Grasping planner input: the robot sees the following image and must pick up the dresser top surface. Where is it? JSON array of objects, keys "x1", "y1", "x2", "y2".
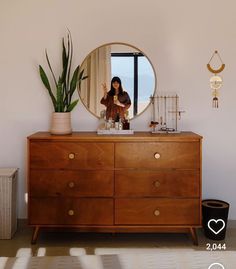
[{"x1": 28, "y1": 132, "x2": 202, "y2": 142}]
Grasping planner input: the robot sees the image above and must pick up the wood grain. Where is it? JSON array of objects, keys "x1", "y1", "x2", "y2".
[
  {"x1": 29, "y1": 198, "x2": 113, "y2": 225},
  {"x1": 27, "y1": 131, "x2": 202, "y2": 244},
  {"x1": 115, "y1": 198, "x2": 200, "y2": 225},
  {"x1": 115, "y1": 170, "x2": 200, "y2": 197},
  {"x1": 30, "y1": 170, "x2": 114, "y2": 197},
  {"x1": 30, "y1": 142, "x2": 114, "y2": 170},
  {"x1": 115, "y1": 142, "x2": 200, "y2": 169}
]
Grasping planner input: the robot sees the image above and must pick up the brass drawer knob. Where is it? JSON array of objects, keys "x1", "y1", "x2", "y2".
[
  {"x1": 68, "y1": 181, "x2": 75, "y2": 188},
  {"x1": 68, "y1": 153, "x2": 75, "y2": 159},
  {"x1": 154, "y1": 209, "x2": 160, "y2": 216},
  {"x1": 68, "y1": 210, "x2": 74, "y2": 216},
  {"x1": 154, "y1": 152, "x2": 161, "y2": 159},
  {"x1": 154, "y1": 181, "x2": 160, "y2": 188}
]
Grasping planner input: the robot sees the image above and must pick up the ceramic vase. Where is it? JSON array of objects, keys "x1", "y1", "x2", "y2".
[{"x1": 50, "y1": 112, "x2": 72, "y2": 135}]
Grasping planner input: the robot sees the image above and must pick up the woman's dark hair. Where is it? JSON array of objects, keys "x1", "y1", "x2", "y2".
[{"x1": 108, "y1": 76, "x2": 124, "y2": 96}]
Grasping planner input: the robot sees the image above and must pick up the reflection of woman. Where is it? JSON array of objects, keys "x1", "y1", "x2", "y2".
[{"x1": 100, "y1": 76, "x2": 131, "y2": 120}]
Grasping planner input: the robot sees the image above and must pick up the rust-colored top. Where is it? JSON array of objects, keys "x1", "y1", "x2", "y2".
[{"x1": 100, "y1": 92, "x2": 131, "y2": 120}]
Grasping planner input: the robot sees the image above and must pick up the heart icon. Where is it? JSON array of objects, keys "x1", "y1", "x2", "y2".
[
  {"x1": 207, "y1": 219, "x2": 225, "y2": 235},
  {"x1": 208, "y1": 262, "x2": 225, "y2": 269}
]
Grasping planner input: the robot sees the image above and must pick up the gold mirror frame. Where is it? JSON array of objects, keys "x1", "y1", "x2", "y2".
[{"x1": 78, "y1": 42, "x2": 157, "y2": 119}]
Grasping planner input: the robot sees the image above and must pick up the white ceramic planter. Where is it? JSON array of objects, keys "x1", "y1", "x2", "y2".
[{"x1": 50, "y1": 112, "x2": 72, "y2": 135}]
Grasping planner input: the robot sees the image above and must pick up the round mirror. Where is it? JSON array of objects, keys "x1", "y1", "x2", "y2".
[{"x1": 78, "y1": 42, "x2": 156, "y2": 119}]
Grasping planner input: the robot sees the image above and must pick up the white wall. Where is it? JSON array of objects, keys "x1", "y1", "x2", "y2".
[{"x1": 1, "y1": 0, "x2": 236, "y2": 219}]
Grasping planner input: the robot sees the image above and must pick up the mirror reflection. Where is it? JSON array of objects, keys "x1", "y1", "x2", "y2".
[{"x1": 78, "y1": 43, "x2": 156, "y2": 119}]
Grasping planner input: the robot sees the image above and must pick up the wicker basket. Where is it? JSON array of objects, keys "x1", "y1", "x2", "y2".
[{"x1": 0, "y1": 168, "x2": 18, "y2": 239}]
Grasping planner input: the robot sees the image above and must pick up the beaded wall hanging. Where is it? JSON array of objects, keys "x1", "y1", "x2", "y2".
[{"x1": 207, "y1": 51, "x2": 225, "y2": 108}]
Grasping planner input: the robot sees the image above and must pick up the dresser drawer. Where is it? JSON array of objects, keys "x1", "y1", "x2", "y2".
[
  {"x1": 30, "y1": 170, "x2": 114, "y2": 197},
  {"x1": 115, "y1": 142, "x2": 200, "y2": 169},
  {"x1": 115, "y1": 198, "x2": 200, "y2": 225},
  {"x1": 29, "y1": 198, "x2": 113, "y2": 225},
  {"x1": 29, "y1": 142, "x2": 114, "y2": 169},
  {"x1": 115, "y1": 170, "x2": 199, "y2": 197}
]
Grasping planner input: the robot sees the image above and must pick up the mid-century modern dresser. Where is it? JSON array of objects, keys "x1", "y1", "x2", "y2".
[{"x1": 27, "y1": 132, "x2": 202, "y2": 244}]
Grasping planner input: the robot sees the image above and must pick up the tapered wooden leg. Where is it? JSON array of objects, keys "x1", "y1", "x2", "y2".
[
  {"x1": 31, "y1": 226, "x2": 40, "y2": 244},
  {"x1": 189, "y1": 227, "x2": 198, "y2": 246}
]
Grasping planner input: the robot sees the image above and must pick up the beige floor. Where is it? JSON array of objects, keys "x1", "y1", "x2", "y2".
[{"x1": 0, "y1": 220, "x2": 236, "y2": 257}]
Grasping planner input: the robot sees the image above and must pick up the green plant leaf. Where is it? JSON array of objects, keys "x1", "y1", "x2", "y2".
[
  {"x1": 69, "y1": 65, "x2": 79, "y2": 97},
  {"x1": 45, "y1": 50, "x2": 57, "y2": 88},
  {"x1": 39, "y1": 65, "x2": 57, "y2": 110},
  {"x1": 67, "y1": 99, "x2": 79, "y2": 112},
  {"x1": 62, "y1": 38, "x2": 67, "y2": 68},
  {"x1": 67, "y1": 32, "x2": 72, "y2": 95},
  {"x1": 56, "y1": 77, "x2": 64, "y2": 112},
  {"x1": 78, "y1": 68, "x2": 84, "y2": 80},
  {"x1": 77, "y1": 69, "x2": 88, "y2": 90},
  {"x1": 39, "y1": 65, "x2": 51, "y2": 90},
  {"x1": 61, "y1": 38, "x2": 69, "y2": 83},
  {"x1": 39, "y1": 30, "x2": 85, "y2": 113},
  {"x1": 79, "y1": 69, "x2": 88, "y2": 82}
]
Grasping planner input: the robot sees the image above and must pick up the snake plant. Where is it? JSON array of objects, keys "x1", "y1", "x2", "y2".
[{"x1": 39, "y1": 32, "x2": 86, "y2": 112}]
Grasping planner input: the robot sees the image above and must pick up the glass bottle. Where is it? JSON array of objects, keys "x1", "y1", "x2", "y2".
[
  {"x1": 118, "y1": 118, "x2": 123, "y2": 130},
  {"x1": 115, "y1": 113, "x2": 120, "y2": 130},
  {"x1": 123, "y1": 111, "x2": 130, "y2": 130},
  {"x1": 98, "y1": 110, "x2": 106, "y2": 130},
  {"x1": 107, "y1": 117, "x2": 113, "y2": 130}
]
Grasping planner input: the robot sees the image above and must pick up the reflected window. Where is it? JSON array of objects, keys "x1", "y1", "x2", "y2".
[{"x1": 111, "y1": 52, "x2": 155, "y2": 117}]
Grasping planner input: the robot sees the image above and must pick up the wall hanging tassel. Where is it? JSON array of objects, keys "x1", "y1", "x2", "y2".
[
  {"x1": 207, "y1": 50, "x2": 225, "y2": 108},
  {"x1": 212, "y1": 89, "x2": 220, "y2": 108}
]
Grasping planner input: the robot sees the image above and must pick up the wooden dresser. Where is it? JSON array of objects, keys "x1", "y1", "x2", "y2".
[{"x1": 27, "y1": 132, "x2": 202, "y2": 244}]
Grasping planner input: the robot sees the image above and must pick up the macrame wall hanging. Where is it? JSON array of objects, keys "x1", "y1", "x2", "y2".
[{"x1": 207, "y1": 50, "x2": 225, "y2": 108}]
